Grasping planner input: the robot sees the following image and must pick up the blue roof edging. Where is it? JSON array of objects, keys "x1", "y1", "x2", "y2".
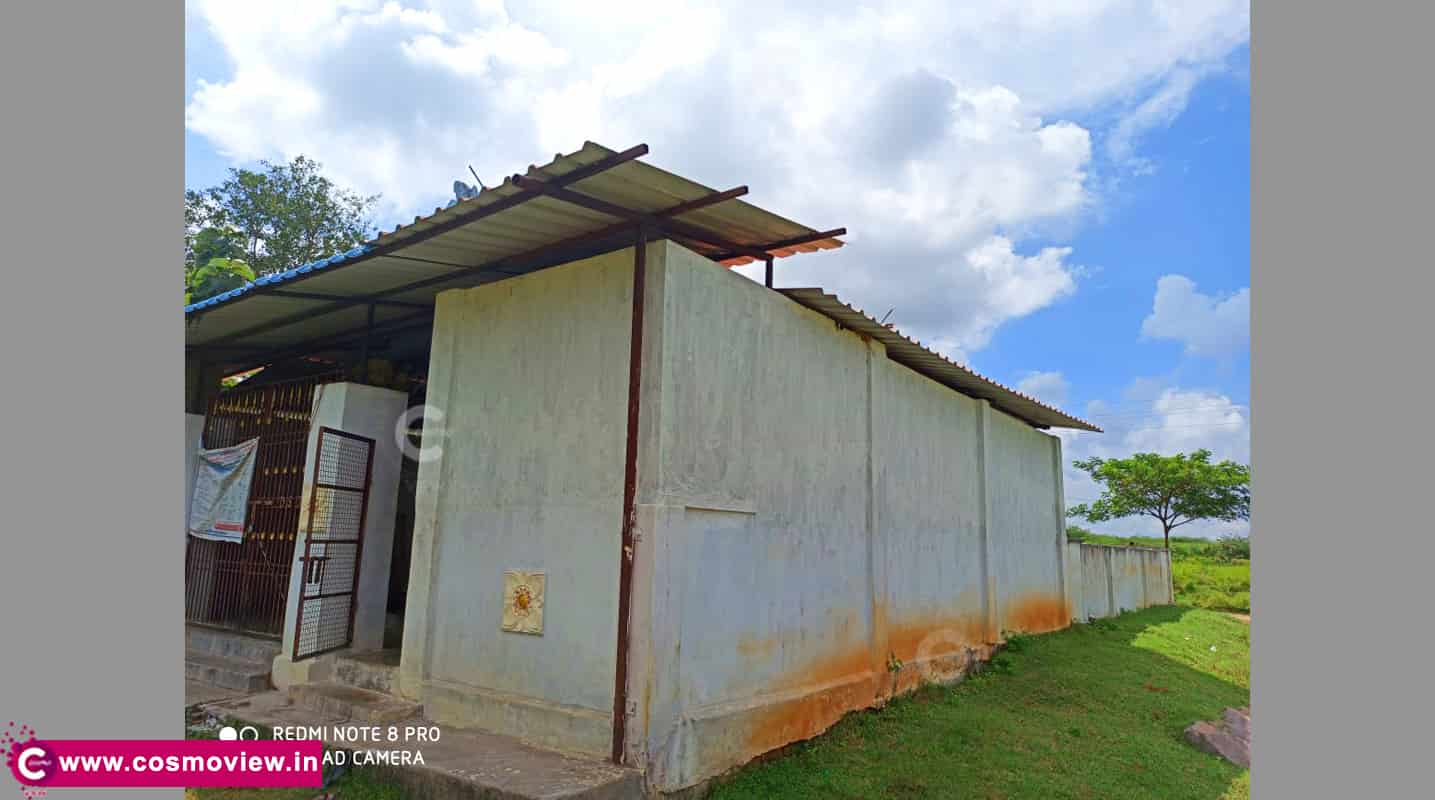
[{"x1": 184, "y1": 244, "x2": 375, "y2": 315}]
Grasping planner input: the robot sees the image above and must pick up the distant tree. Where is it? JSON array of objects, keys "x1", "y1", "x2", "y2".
[
  {"x1": 185, "y1": 155, "x2": 379, "y2": 278},
  {"x1": 1065, "y1": 524, "x2": 1094, "y2": 542},
  {"x1": 1067, "y1": 449, "x2": 1250, "y2": 550}
]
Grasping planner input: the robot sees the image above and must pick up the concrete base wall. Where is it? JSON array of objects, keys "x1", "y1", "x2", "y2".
[{"x1": 631, "y1": 242, "x2": 1074, "y2": 792}]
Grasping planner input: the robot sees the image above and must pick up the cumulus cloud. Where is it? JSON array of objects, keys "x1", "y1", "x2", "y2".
[
  {"x1": 1057, "y1": 385, "x2": 1250, "y2": 539},
  {"x1": 186, "y1": 0, "x2": 1248, "y2": 361},
  {"x1": 1141, "y1": 274, "x2": 1250, "y2": 358}
]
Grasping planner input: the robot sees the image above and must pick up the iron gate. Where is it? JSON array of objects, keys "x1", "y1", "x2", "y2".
[
  {"x1": 293, "y1": 427, "x2": 375, "y2": 660},
  {"x1": 184, "y1": 373, "x2": 336, "y2": 638}
]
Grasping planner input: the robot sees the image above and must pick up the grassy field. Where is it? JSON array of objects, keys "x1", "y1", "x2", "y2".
[
  {"x1": 709, "y1": 606, "x2": 1250, "y2": 800},
  {"x1": 1072, "y1": 532, "x2": 1250, "y2": 615}
]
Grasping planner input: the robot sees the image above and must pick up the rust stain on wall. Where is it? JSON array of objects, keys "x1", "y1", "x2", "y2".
[
  {"x1": 736, "y1": 633, "x2": 778, "y2": 660},
  {"x1": 739, "y1": 609, "x2": 994, "y2": 757},
  {"x1": 888, "y1": 613, "x2": 991, "y2": 662},
  {"x1": 1003, "y1": 592, "x2": 1072, "y2": 633}
]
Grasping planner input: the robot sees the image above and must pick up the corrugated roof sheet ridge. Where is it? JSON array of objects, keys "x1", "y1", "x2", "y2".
[
  {"x1": 781, "y1": 287, "x2": 1101, "y2": 433},
  {"x1": 187, "y1": 143, "x2": 616, "y2": 318},
  {"x1": 184, "y1": 243, "x2": 374, "y2": 314}
]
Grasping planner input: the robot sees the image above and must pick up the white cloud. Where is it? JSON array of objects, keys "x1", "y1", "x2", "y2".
[
  {"x1": 1107, "y1": 65, "x2": 1211, "y2": 172},
  {"x1": 186, "y1": 0, "x2": 1248, "y2": 361},
  {"x1": 1057, "y1": 384, "x2": 1249, "y2": 540},
  {"x1": 1141, "y1": 274, "x2": 1250, "y2": 358},
  {"x1": 1017, "y1": 371, "x2": 1069, "y2": 407}
]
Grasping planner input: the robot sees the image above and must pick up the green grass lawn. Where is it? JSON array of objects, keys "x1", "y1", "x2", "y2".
[{"x1": 709, "y1": 606, "x2": 1250, "y2": 800}]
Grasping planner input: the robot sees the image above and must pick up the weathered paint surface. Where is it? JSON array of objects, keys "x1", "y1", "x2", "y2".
[
  {"x1": 395, "y1": 239, "x2": 1110, "y2": 787},
  {"x1": 1069, "y1": 542, "x2": 1173, "y2": 621},
  {"x1": 399, "y1": 248, "x2": 648, "y2": 757},
  {"x1": 631, "y1": 242, "x2": 1074, "y2": 792}
]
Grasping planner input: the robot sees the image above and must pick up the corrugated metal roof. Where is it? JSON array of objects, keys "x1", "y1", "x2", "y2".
[
  {"x1": 780, "y1": 288, "x2": 1101, "y2": 432},
  {"x1": 185, "y1": 141, "x2": 844, "y2": 357},
  {"x1": 184, "y1": 141, "x2": 1096, "y2": 433}
]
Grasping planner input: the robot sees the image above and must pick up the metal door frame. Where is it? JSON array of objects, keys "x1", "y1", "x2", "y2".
[{"x1": 292, "y1": 426, "x2": 376, "y2": 661}]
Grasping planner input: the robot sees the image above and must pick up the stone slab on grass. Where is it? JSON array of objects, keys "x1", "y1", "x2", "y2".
[{"x1": 1185, "y1": 706, "x2": 1250, "y2": 768}]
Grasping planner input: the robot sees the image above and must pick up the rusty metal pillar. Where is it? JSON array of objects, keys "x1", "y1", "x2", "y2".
[{"x1": 611, "y1": 225, "x2": 647, "y2": 764}]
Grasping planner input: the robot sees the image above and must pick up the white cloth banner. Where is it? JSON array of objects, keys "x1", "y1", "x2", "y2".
[{"x1": 187, "y1": 437, "x2": 260, "y2": 543}]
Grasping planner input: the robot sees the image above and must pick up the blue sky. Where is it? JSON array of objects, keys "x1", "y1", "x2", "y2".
[
  {"x1": 185, "y1": 1, "x2": 1250, "y2": 537},
  {"x1": 988, "y1": 57, "x2": 1250, "y2": 415}
]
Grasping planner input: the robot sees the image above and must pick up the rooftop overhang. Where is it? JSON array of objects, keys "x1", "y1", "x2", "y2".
[{"x1": 184, "y1": 141, "x2": 844, "y2": 375}]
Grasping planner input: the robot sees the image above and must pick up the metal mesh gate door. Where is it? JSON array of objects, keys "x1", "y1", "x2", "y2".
[{"x1": 293, "y1": 427, "x2": 376, "y2": 661}]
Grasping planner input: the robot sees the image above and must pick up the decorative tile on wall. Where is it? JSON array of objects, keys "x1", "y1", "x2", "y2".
[{"x1": 502, "y1": 570, "x2": 545, "y2": 634}]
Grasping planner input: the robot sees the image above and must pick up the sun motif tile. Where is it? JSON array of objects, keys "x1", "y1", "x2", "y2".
[{"x1": 502, "y1": 570, "x2": 545, "y2": 634}]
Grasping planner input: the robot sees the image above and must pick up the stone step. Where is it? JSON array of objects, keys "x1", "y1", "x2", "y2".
[
  {"x1": 332, "y1": 650, "x2": 401, "y2": 694},
  {"x1": 201, "y1": 690, "x2": 643, "y2": 800},
  {"x1": 185, "y1": 627, "x2": 283, "y2": 663},
  {"x1": 185, "y1": 650, "x2": 271, "y2": 693},
  {"x1": 288, "y1": 682, "x2": 421, "y2": 724}
]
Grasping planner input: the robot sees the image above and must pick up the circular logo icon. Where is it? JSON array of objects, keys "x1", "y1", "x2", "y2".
[{"x1": 12, "y1": 741, "x2": 57, "y2": 786}]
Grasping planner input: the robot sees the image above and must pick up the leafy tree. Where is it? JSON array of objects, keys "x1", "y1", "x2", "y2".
[
  {"x1": 1065, "y1": 524, "x2": 1094, "y2": 542},
  {"x1": 184, "y1": 227, "x2": 255, "y2": 304},
  {"x1": 185, "y1": 155, "x2": 379, "y2": 278},
  {"x1": 1067, "y1": 449, "x2": 1250, "y2": 550}
]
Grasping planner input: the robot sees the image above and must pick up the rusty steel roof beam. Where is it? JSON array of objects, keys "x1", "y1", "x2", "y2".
[
  {"x1": 510, "y1": 175, "x2": 777, "y2": 262},
  {"x1": 193, "y1": 144, "x2": 650, "y2": 348},
  {"x1": 191, "y1": 182, "x2": 763, "y2": 353},
  {"x1": 708, "y1": 228, "x2": 848, "y2": 262}
]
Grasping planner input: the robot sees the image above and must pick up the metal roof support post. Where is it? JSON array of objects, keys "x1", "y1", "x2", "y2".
[
  {"x1": 612, "y1": 224, "x2": 647, "y2": 764},
  {"x1": 764, "y1": 255, "x2": 775, "y2": 288},
  {"x1": 358, "y1": 302, "x2": 376, "y2": 384}
]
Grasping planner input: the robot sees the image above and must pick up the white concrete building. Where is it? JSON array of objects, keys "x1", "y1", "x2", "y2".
[{"x1": 184, "y1": 142, "x2": 1113, "y2": 794}]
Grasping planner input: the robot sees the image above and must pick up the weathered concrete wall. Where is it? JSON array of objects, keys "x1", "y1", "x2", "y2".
[
  {"x1": 632, "y1": 242, "x2": 1072, "y2": 792},
  {"x1": 399, "y1": 247, "x2": 647, "y2": 758},
  {"x1": 1067, "y1": 542, "x2": 1173, "y2": 621},
  {"x1": 986, "y1": 404, "x2": 1069, "y2": 635}
]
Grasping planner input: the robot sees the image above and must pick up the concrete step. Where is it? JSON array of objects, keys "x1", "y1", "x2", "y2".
[
  {"x1": 288, "y1": 682, "x2": 421, "y2": 724},
  {"x1": 333, "y1": 649, "x2": 401, "y2": 694},
  {"x1": 185, "y1": 627, "x2": 283, "y2": 663},
  {"x1": 185, "y1": 650, "x2": 271, "y2": 693},
  {"x1": 201, "y1": 690, "x2": 643, "y2": 800}
]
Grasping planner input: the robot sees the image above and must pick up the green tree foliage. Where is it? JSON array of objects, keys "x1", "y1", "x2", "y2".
[
  {"x1": 185, "y1": 155, "x2": 379, "y2": 281},
  {"x1": 184, "y1": 227, "x2": 255, "y2": 304},
  {"x1": 1067, "y1": 449, "x2": 1250, "y2": 550}
]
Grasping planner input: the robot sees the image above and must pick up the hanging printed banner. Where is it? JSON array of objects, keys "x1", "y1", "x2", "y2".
[{"x1": 187, "y1": 437, "x2": 260, "y2": 543}]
